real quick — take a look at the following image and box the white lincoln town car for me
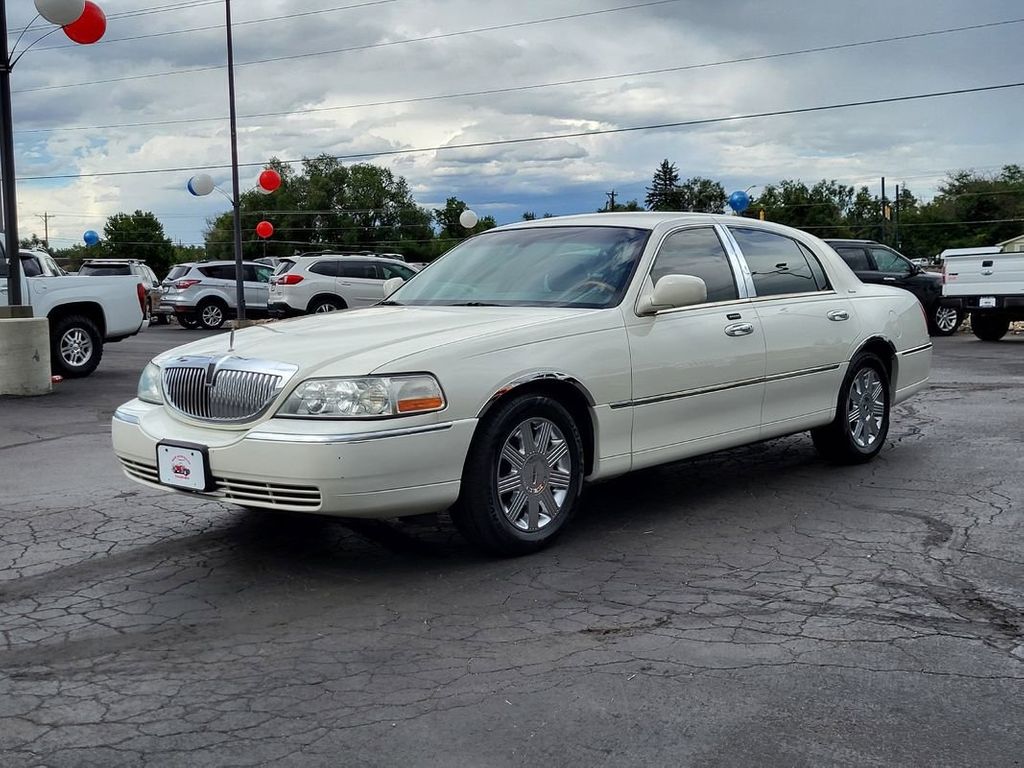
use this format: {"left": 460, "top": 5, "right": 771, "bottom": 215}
{"left": 112, "top": 213, "right": 931, "bottom": 555}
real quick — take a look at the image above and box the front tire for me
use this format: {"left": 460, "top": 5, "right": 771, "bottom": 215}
{"left": 930, "top": 305, "right": 962, "bottom": 336}
{"left": 812, "top": 352, "right": 890, "bottom": 465}
{"left": 971, "top": 313, "right": 1009, "bottom": 342}
{"left": 452, "top": 395, "right": 584, "bottom": 556}
{"left": 50, "top": 314, "right": 103, "bottom": 378}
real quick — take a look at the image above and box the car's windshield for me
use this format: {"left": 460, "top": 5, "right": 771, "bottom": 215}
{"left": 391, "top": 226, "right": 650, "bottom": 308}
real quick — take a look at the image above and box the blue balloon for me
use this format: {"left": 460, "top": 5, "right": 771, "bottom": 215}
{"left": 83, "top": 230, "right": 100, "bottom": 246}
{"left": 728, "top": 190, "right": 751, "bottom": 213}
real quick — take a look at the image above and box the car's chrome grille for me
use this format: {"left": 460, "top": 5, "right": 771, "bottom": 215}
{"left": 118, "top": 457, "right": 322, "bottom": 511}
{"left": 160, "top": 355, "right": 298, "bottom": 423}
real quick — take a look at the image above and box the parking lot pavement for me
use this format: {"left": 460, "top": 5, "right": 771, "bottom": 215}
{"left": 1, "top": 327, "right": 1021, "bottom": 767}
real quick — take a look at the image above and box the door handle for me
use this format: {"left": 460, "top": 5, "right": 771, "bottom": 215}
{"left": 827, "top": 310, "right": 849, "bottom": 321}
{"left": 882, "top": 277, "right": 896, "bottom": 282}
{"left": 724, "top": 322, "right": 754, "bottom": 337}
{"left": 981, "top": 270, "right": 993, "bottom": 276}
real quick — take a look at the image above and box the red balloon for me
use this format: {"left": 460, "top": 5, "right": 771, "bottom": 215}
{"left": 63, "top": 1, "right": 106, "bottom": 45}
{"left": 255, "top": 221, "right": 274, "bottom": 239}
{"left": 258, "top": 169, "right": 281, "bottom": 192}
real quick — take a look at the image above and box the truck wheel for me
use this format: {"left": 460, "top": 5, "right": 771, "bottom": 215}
{"left": 451, "top": 394, "right": 584, "bottom": 556}
{"left": 811, "top": 352, "right": 890, "bottom": 465}
{"left": 197, "top": 299, "right": 227, "bottom": 330}
{"left": 51, "top": 314, "right": 103, "bottom": 378}
{"left": 971, "top": 313, "right": 1010, "bottom": 342}
{"left": 930, "top": 305, "right": 963, "bottom": 336}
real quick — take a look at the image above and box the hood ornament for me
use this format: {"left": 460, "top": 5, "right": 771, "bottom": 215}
{"left": 228, "top": 327, "right": 235, "bottom": 352}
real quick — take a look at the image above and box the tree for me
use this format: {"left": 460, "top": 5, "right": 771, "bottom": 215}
{"left": 677, "top": 176, "right": 727, "bottom": 213}
{"left": 433, "top": 197, "right": 496, "bottom": 252}
{"left": 597, "top": 198, "right": 642, "bottom": 213}
{"left": 19, "top": 233, "right": 48, "bottom": 251}
{"left": 103, "top": 210, "right": 175, "bottom": 276}
{"left": 645, "top": 159, "right": 681, "bottom": 210}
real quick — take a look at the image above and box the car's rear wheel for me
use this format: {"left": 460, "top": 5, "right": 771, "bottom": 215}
{"left": 452, "top": 394, "right": 584, "bottom": 556}
{"left": 971, "top": 313, "right": 1010, "bottom": 342}
{"left": 811, "top": 352, "right": 890, "bottom": 464}
{"left": 197, "top": 299, "right": 227, "bottom": 330}
{"left": 50, "top": 314, "right": 103, "bottom": 378}
{"left": 930, "top": 305, "right": 962, "bottom": 336}
{"left": 307, "top": 295, "right": 345, "bottom": 314}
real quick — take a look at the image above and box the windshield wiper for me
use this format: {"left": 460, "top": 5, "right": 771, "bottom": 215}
{"left": 378, "top": 300, "right": 403, "bottom": 306}
{"left": 448, "top": 301, "right": 500, "bottom": 306}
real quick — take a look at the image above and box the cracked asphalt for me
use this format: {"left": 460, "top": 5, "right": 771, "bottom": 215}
{"left": 1, "top": 327, "right": 1022, "bottom": 767}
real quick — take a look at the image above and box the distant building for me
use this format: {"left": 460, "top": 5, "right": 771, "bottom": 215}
{"left": 998, "top": 234, "right": 1024, "bottom": 252}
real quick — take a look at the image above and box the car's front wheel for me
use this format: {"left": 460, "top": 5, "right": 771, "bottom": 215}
{"left": 50, "top": 314, "right": 103, "bottom": 378}
{"left": 811, "top": 352, "right": 890, "bottom": 464}
{"left": 452, "top": 394, "right": 584, "bottom": 556}
{"left": 930, "top": 305, "right": 963, "bottom": 336}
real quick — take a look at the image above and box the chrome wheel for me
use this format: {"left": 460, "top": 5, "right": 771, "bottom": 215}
{"left": 934, "top": 306, "right": 960, "bottom": 333}
{"left": 313, "top": 302, "right": 337, "bottom": 314}
{"left": 60, "top": 328, "right": 93, "bottom": 368}
{"left": 847, "top": 368, "right": 885, "bottom": 449}
{"left": 201, "top": 304, "right": 224, "bottom": 327}
{"left": 496, "top": 417, "right": 573, "bottom": 532}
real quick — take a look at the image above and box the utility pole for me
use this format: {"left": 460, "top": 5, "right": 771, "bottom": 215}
{"left": 894, "top": 184, "right": 901, "bottom": 251}
{"left": 224, "top": 0, "right": 246, "bottom": 322}
{"left": 605, "top": 190, "right": 617, "bottom": 212}
{"left": 0, "top": 0, "right": 25, "bottom": 312}
{"left": 880, "top": 177, "right": 887, "bottom": 245}
{"left": 36, "top": 212, "right": 50, "bottom": 250}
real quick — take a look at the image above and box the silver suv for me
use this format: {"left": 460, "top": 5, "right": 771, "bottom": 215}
{"left": 160, "top": 260, "right": 275, "bottom": 329}
{"left": 269, "top": 254, "right": 416, "bottom": 316}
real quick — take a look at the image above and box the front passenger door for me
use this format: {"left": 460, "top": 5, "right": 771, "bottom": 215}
{"left": 626, "top": 226, "right": 766, "bottom": 469}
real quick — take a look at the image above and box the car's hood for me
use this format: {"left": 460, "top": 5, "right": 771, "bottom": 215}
{"left": 154, "top": 305, "right": 599, "bottom": 376}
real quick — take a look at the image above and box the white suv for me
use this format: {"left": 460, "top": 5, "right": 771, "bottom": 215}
{"left": 160, "top": 260, "right": 275, "bottom": 329}
{"left": 269, "top": 254, "right": 416, "bottom": 316}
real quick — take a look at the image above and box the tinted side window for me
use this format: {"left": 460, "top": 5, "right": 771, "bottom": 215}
{"left": 310, "top": 261, "right": 339, "bottom": 277}
{"left": 833, "top": 246, "right": 871, "bottom": 272}
{"left": 869, "top": 247, "right": 911, "bottom": 274}
{"left": 798, "top": 243, "right": 830, "bottom": 291}
{"left": 380, "top": 264, "right": 414, "bottom": 280}
{"left": 730, "top": 228, "right": 825, "bottom": 297}
{"left": 338, "top": 261, "right": 378, "bottom": 279}
{"left": 79, "top": 264, "right": 130, "bottom": 276}
{"left": 199, "top": 265, "right": 235, "bottom": 280}
{"left": 22, "top": 257, "right": 43, "bottom": 277}
{"left": 167, "top": 266, "right": 190, "bottom": 281}
{"left": 650, "top": 227, "right": 738, "bottom": 303}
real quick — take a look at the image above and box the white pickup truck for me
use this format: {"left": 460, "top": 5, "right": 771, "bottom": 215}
{"left": 1, "top": 249, "right": 147, "bottom": 377}
{"left": 941, "top": 247, "right": 1024, "bottom": 341}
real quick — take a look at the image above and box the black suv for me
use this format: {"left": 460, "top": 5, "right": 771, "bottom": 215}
{"left": 824, "top": 239, "right": 962, "bottom": 336}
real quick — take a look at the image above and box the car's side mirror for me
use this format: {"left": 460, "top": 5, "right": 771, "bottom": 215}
{"left": 637, "top": 274, "right": 708, "bottom": 315}
{"left": 383, "top": 276, "right": 404, "bottom": 296}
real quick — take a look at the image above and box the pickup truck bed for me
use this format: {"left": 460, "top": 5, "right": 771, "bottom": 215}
{"left": 942, "top": 250, "right": 1024, "bottom": 341}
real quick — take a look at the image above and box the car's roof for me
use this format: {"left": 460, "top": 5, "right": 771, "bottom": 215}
{"left": 82, "top": 258, "right": 144, "bottom": 263}
{"left": 290, "top": 253, "right": 407, "bottom": 263}
{"left": 498, "top": 212, "right": 729, "bottom": 231}
{"left": 822, "top": 238, "right": 881, "bottom": 245}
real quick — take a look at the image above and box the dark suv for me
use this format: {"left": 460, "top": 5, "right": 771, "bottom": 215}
{"left": 824, "top": 239, "right": 962, "bottom": 336}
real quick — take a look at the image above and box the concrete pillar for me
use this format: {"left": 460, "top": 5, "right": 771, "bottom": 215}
{"left": 0, "top": 317, "right": 52, "bottom": 396}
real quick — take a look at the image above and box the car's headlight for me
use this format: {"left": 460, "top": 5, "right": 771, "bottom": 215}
{"left": 277, "top": 375, "right": 445, "bottom": 418}
{"left": 137, "top": 362, "right": 163, "bottom": 404}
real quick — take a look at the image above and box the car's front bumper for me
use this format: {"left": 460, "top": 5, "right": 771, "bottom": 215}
{"left": 112, "top": 400, "right": 475, "bottom": 518}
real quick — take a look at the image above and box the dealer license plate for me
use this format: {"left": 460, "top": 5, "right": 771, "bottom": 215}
{"left": 979, "top": 296, "right": 996, "bottom": 308}
{"left": 157, "top": 443, "right": 211, "bottom": 491}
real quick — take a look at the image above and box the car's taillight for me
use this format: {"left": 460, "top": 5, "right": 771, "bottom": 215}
{"left": 136, "top": 283, "right": 146, "bottom": 315}
{"left": 175, "top": 279, "right": 201, "bottom": 289}
{"left": 941, "top": 263, "right": 946, "bottom": 285}
{"left": 274, "top": 274, "right": 304, "bottom": 285}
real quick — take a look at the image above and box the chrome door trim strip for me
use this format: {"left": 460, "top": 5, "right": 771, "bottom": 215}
{"left": 899, "top": 343, "right": 933, "bottom": 356}
{"left": 610, "top": 363, "right": 841, "bottom": 409}
{"left": 244, "top": 422, "right": 454, "bottom": 445}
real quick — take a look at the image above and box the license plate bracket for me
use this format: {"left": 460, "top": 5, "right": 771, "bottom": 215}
{"left": 157, "top": 441, "right": 213, "bottom": 492}
{"left": 979, "top": 296, "right": 997, "bottom": 308}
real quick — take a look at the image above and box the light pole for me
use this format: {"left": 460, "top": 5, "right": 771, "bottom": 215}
{"left": 223, "top": 0, "right": 245, "bottom": 321}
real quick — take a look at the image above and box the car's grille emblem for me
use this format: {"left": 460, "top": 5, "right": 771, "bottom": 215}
{"left": 162, "top": 356, "right": 298, "bottom": 423}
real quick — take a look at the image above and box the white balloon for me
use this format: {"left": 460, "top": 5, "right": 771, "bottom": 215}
{"left": 187, "top": 173, "right": 215, "bottom": 197}
{"left": 34, "top": 0, "right": 86, "bottom": 26}
{"left": 459, "top": 209, "right": 478, "bottom": 229}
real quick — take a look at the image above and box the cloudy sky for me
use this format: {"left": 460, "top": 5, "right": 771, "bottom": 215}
{"left": 8, "top": 0, "right": 1023, "bottom": 248}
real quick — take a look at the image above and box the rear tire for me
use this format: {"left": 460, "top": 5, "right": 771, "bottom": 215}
{"left": 971, "top": 313, "right": 1009, "bottom": 342}
{"left": 812, "top": 352, "right": 890, "bottom": 465}
{"left": 306, "top": 295, "right": 345, "bottom": 314}
{"left": 50, "top": 314, "right": 103, "bottom": 378}
{"left": 929, "top": 305, "right": 962, "bottom": 336}
{"left": 197, "top": 299, "right": 227, "bottom": 330}
{"left": 452, "top": 394, "right": 584, "bottom": 556}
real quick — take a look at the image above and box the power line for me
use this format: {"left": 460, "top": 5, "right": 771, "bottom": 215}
{"left": 16, "top": 16, "right": 1024, "bottom": 134}
{"left": 9, "top": 1, "right": 696, "bottom": 94}
{"left": 7, "top": 0, "right": 222, "bottom": 36}
{"left": 18, "top": 80, "right": 1024, "bottom": 182}
{"left": 30, "top": 0, "right": 399, "bottom": 52}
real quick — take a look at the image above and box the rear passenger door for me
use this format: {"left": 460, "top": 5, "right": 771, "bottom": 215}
{"left": 337, "top": 260, "right": 384, "bottom": 307}
{"left": 726, "top": 227, "right": 861, "bottom": 433}
{"left": 243, "top": 264, "right": 273, "bottom": 309}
